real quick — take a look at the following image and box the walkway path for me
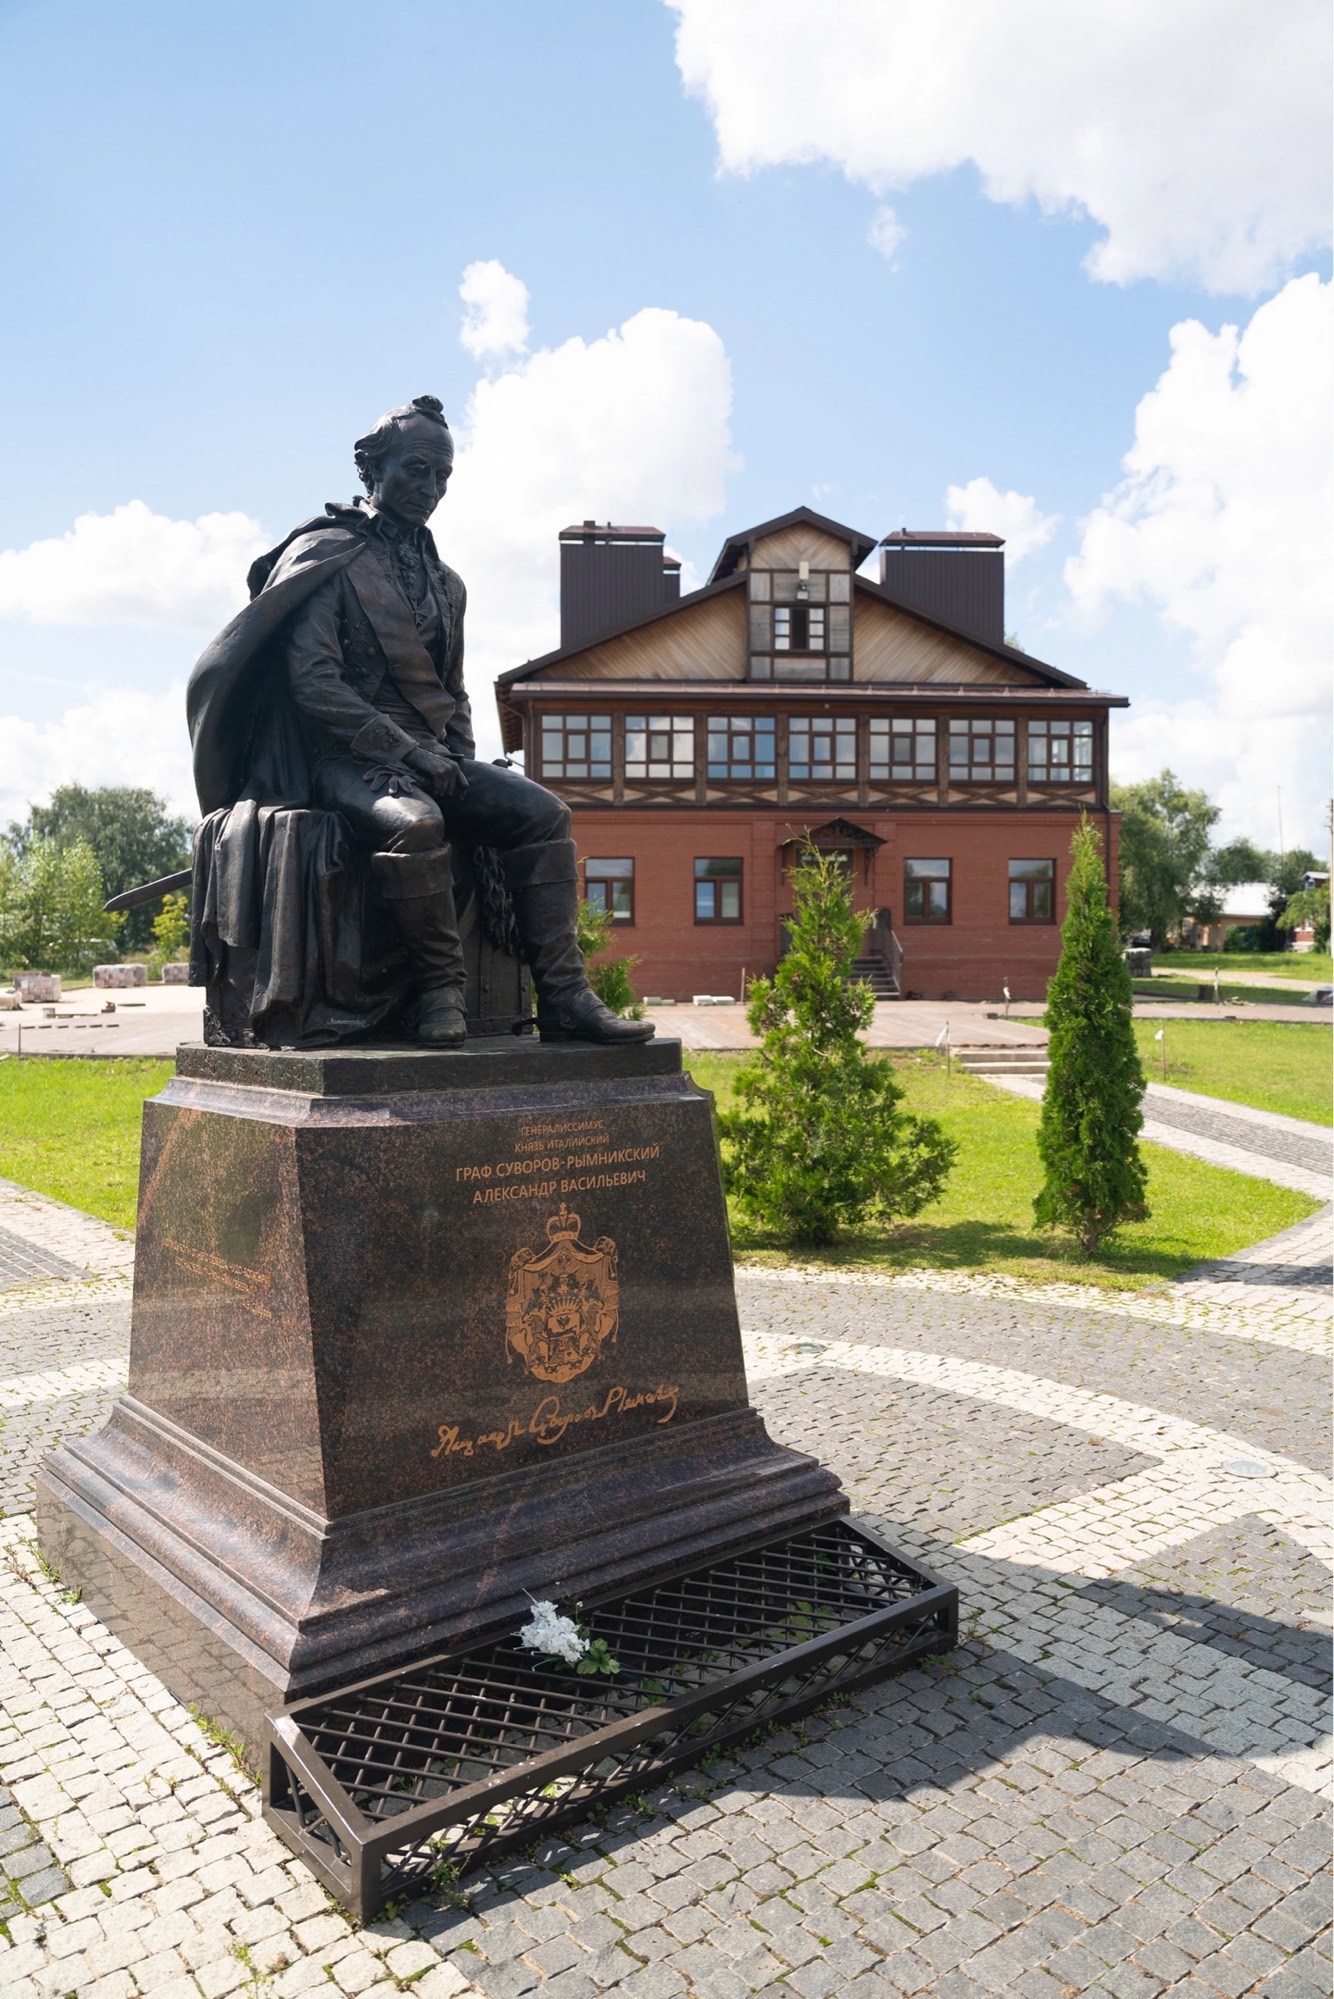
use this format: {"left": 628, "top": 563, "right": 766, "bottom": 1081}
{"left": 979, "top": 1074, "right": 1333, "bottom": 1201}
{"left": 0, "top": 1172, "right": 1328, "bottom": 1996}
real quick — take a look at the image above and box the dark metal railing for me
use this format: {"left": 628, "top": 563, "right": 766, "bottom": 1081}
{"left": 265, "top": 1520, "right": 956, "bottom": 1919}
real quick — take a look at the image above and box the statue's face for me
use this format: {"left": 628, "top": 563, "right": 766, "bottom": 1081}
{"left": 368, "top": 416, "right": 454, "bottom": 528}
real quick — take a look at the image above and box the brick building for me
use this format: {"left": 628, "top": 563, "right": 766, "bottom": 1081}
{"left": 494, "top": 508, "right": 1126, "bottom": 1002}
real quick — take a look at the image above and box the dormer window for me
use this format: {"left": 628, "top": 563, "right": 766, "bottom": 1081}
{"left": 773, "top": 604, "right": 825, "bottom": 653}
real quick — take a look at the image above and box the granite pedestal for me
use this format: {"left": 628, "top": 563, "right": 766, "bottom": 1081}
{"left": 38, "top": 1038, "right": 845, "bottom": 1762}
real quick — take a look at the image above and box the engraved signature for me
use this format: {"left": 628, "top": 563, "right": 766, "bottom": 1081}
{"left": 430, "top": 1381, "right": 680, "bottom": 1460}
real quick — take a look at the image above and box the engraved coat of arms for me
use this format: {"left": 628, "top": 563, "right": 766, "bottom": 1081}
{"left": 505, "top": 1205, "right": 619, "bottom": 1385}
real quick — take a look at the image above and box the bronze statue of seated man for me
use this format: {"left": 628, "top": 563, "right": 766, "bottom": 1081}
{"left": 186, "top": 396, "right": 652, "bottom": 1050}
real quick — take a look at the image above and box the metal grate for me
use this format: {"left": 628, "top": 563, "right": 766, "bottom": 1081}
{"left": 265, "top": 1521, "right": 957, "bottom": 1919}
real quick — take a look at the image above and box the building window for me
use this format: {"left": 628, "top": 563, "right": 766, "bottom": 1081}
{"left": 948, "top": 717, "right": 1015, "bottom": 782}
{"left": 905, "top": 857, "right": 952, "bottom": 923}
{"left": 870, "top": 717, "right": 936, "bottom": 781}
{"left": 1028, "top": 718, "right": 1093, "bottom": 783}
{"left": 773, "top": 604, "right": 826, "bottom": 653}
{"left": 695, "top": 857, "right": 743, "bottom": 923}
{"left": 788, "top": 716, "right": 857, "bottom": 782}
{"left": 625, "top": 713, "right": 694, "bottom": 780}
{"left": 1009, "top": 859, "right": 1054, "bottom": 923}
{"left": 540, "top": 712, "right": 612, "bottom": 780}
{"left": 584, "top": 857, "right": 634, "bottom": 922}
{"left": 706, "top": 715, "right": 776, "bottom": 780}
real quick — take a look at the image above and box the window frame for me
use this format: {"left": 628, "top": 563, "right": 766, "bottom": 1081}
{"left": 584, "top": 856, "right": 635, "bottom": 925}
{"left": 1027, "top": 717, "right": 1094, "bottom": 785}
{"left": 904, "top": 857, "right": 953, "bottom": 925}
{"left": 694, "top": 856, "right": 744, "bottom": 925}
{"left": 538, "top": 711, "right": 613, "bottom": 782}
{"left": 624, "top": 712, "right": 695, "bottom": 782}
{"left": 705, "top": 714, "right": 777, "bottom": 781}
{"left": 787, "top": 714, "right": 858, "bottom": 784}
{"left": 947, "top": 716, "right": 1016, "bottom": 784}
{"left": 869, "top": 716, "right": 937, "bottom": 783}
{"left": 1008, "top": 858, "right": 1055, "bottom": 924}
{"left": 772, "top": 602, "right": 827, "bottom": 655}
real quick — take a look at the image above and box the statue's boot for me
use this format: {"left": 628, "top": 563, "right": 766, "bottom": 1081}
{"left": 371, "top": 846, "right": 468, "bottom": 1048}
{"left": 503, "top": 839, "right": 655, "bottom": 1044}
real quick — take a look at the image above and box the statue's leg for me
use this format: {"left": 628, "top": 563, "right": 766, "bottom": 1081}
{"left": 446, "top": 762, "right": 655, "bottom": 1045}
{"left": 370, "top": 844, "right": 467, "bottom": 1048}
{"left": 315, "top": 757, "right": 467, "bottom": 1047}
{"left": 512, "top": 858, "right": 652, "bottom": 1041}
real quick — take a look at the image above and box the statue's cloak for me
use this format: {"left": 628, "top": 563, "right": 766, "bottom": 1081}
{"left": 183, "top": 508, "right": 475, "bottom": 1047}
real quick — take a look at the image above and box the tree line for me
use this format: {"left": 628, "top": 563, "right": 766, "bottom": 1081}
{"left": 0, "top": 784, "right": 192, "bottom": 975}
{"left": 1112, "top": 770, "right": 1328, "bottom": 950}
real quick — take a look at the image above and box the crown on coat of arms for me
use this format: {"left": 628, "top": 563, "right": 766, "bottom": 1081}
{"left": 546, "top": 1204, "right": 582, "bottom": 1243}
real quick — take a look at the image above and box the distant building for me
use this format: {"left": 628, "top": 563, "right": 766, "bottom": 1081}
{"left": 1181, "top": 883, "right": 1273, "bottom": 953}
{"left": 494, "top": 507, "right": 1128, "bottom": 1002}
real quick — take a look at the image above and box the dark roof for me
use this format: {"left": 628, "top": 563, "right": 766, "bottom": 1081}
{"left": 559, "top": 522, "right": 667, "bottom": 542}
{"left": 854, "top": 573, "right": 1086, "bottom": 689}
{"left": 881, "top": 529, "right": 1004, "bottom": 548}
{"left": 708, "top": 505, "right": 879, "bottom": 582}
{"left": 494, "top": 572, "right": 746, "bottom": 691}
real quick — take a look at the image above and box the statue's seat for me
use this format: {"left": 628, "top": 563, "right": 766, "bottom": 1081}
{"left": 189, "top": 801, "right": 529, "bottom": 1050}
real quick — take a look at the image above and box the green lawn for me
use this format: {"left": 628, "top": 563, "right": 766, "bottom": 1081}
{"left": 0, "top": 1057, "right": 171, "bottom": 1229}
{"left": 1132, "top": 976, "right": 1312, "bottom": 1005}
{"left": 1132, "top": 1019, "right": 1331, "bottom": 1124}
{"left": 1151, "top": 949, "right": 1331, "bottom": 982}
{"left": 687, "top": 1051, "right": 1317, "bottom": 1291}
{"left": 0, "top": 1050, "right": 1319, "bottom": 1289}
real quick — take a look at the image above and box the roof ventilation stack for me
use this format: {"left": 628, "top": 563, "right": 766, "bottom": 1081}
{"left": 879, "top": 530, "right": 1006, "bottom": 647}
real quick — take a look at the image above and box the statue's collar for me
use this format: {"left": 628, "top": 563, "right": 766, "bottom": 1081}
{"left": 325, "top": 499, "right": 431, "bottom": 555}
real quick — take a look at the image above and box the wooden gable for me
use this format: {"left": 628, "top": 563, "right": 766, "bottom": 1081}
{"left": 750, "top": 524, "right": 852, "bottom": 573}
{"left": 536, "top": 586, "right": 746, "bottom": 684}
{"left": 852, "top": 591, "right": 1049, "bottom": 685}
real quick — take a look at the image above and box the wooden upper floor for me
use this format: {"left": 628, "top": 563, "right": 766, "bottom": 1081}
{"left": 494, "top": 507, "right": 1126, "bottom": 814}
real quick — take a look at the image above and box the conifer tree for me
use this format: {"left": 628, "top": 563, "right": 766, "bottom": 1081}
{"left": 1035, "top": 817, "right": 1149, "bottom": 1254}
{"left": 718, "top": 846, "right": 955, "bottom": 1245}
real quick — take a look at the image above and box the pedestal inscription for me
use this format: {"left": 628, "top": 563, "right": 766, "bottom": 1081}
{"left": 39, "top": 1039, "right": 844, "bottom": 1758}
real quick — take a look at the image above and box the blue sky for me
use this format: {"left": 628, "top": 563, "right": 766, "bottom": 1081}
{"left": 0, "top": 0, "right": 1328, "bottom": 849}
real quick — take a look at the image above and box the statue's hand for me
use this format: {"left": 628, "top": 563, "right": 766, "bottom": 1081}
{"left": 359, "top": 761, "right": 414, "bottom": 796}
{"left": 406, "top": 745, "right": 468, "bottom": 801}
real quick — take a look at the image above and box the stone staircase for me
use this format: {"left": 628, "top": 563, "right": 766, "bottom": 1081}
{"left": 851, "top": 955, "right": 900, "bottom": 1000}
{"left": 952, "top": 1044, "right": 1050, "bottom": 1082}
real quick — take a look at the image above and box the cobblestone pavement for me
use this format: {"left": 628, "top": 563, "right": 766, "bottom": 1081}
{"left": 979, "top": 1076, "right": 1332, "bottom": 1201}
{"left": 0, "top": 1191, "right": 1328, "bottom": 1997}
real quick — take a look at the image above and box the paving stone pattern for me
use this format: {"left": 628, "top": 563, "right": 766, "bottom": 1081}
{"left": 0, "top": 1192, "right": 1328, "bottom": 1996}
{"left": 0, "top": 1228, "right": 85, "bottom": 1290}
{"left": 1136, "top": 1097, "right": 1332, "bottom": 1179}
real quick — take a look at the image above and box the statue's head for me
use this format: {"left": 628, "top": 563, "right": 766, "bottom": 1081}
{"left": 354, "top": 395, "right": 454, "bottom": 529}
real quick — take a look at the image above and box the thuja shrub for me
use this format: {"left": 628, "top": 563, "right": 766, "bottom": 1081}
{"left": 575, "top": 896, "right": 643, "bottom": 1019}
{"left": 1035, "top": 817, "right": 1149, "bottom": 1254}
{"left": 718, "top": 846, "right": 955, "bottom": 1245}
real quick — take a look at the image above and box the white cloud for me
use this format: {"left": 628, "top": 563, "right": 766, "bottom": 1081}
{"left": 669, "top": 0, "right": 1331, "bottom": 292}
{"left": 0, "top": 682, "right": 195, "bottom": 830}
{"left": 866, "top": 204, "right": 906, "bottom": 266}
{"left": 0, "top": 501, "right": 262, "bottom": 628}
{"left": 1067, "top": 274, "right": 1332, "bottom": 839}
{"left": 945, "top": 477, "right": 1058, "bottom": 564}
{"left": 0, "top": 287, "right": 734, "bottom": 795}
{"left": 436, "top": 296, "right": 736, "bottom": 755}
{"left": 459, "top": 259, "right": 531, "bottom": 360}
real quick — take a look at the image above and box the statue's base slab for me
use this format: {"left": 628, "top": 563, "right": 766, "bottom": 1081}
{"left": 38, "top": 1038, "right": 845, "bottom": 1765}
{"left": 267, "top": 1519, "right": 958, "bottom": 1921}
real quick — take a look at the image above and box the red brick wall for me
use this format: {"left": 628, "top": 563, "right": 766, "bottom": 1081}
{"left": 571, "top": 807, "right": 1120, "bottom": 1004}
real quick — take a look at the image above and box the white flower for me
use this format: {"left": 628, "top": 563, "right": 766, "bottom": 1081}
{"left": 517, "top": 1599, "right": 587, "bottom": 1665}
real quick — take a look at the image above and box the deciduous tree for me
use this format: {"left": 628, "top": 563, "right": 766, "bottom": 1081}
{"left": 0, "top": 837, "right": 122, "bottom": 975}
{"left": 6, "top": 785, "right": 192, "bottom": 952}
